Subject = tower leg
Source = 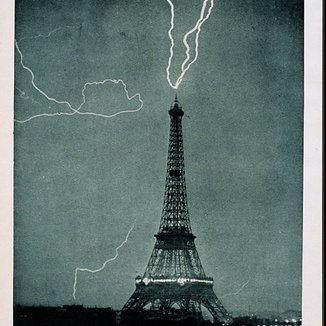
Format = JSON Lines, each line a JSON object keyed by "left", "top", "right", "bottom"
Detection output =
{"left": 200, "top": 290, "right": 232, "bottom": 323}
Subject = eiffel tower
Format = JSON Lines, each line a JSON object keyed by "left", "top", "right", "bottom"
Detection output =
{"left": 123, "top": 96, "right": 232, "bottom": 324}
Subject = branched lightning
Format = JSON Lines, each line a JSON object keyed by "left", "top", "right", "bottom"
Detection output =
{"left": 220, "top": 279, "right": 250, "bottom": 299}
{"left": 15, "top": 34, "right": 143, "bottom": 124}
{"left": 15, "top": 28, "right": 142, "bottom": 301}
{"left": 166, "top": 0, "right": 215, "bottom": 89}
{"left": 73, "top": 223, "right": 135, "bottom": 300}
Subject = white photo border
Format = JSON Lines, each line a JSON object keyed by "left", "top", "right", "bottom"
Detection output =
{"left": 0, "top": 0, "right": 322, "bottom": 324}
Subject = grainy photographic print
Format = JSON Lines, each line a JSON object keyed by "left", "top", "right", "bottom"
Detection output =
{"left": 14, "top": 0, "right": 303, "bottom": 325}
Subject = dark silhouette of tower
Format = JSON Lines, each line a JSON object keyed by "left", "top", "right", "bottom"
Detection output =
{"left": 123, "top": 96, "right": 232, "bottom": 324}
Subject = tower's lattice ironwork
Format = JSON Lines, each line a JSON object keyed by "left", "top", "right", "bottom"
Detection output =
{"left": 123, "top": 96, "right": 232, "bottom": 323}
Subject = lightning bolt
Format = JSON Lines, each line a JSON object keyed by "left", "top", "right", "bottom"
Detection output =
{"left": 73, "top": 223, "right": 135, "bottom": 300}
{"left": 17, "top": 27, "right": 69, "bottom": 42}
{"left": 15, "top": 28, "right": 141, "bottom": 301}
{"left": 166, "top": 0, "right": 215, "bottom": 89}
{"left": 15, "top": 32, "right": 143, "bottom": 124}
{"left": 220, "top": 279, "right": 251, "bottom": 299}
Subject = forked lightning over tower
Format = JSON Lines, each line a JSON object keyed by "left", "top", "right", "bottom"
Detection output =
{"left": 123, "top": 96, "right": 232, "bottom": 323}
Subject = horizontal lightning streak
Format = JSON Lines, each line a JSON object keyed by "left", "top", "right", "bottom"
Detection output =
{"left": 17, "top": 27, "right": 66, "bottom": 42}
{"left": 166, "top": 0, "right": 215, "bottom": 89}
{"left": 73, "top": 223, "right": 135, "bottom": 300}
{"left": 220, "top": 279, "right": 250, "bottom": 299}
{"left": 15, "top": 37, "right": 143, "bottom": 123}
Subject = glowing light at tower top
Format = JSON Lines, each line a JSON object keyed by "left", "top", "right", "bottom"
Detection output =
{"left": 166, "top": 0, "right": 215, "bottom": 90}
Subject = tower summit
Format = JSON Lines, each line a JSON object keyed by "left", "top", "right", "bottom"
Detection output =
{"left": 123, "top": 97, "right": 232, "bottom": 323}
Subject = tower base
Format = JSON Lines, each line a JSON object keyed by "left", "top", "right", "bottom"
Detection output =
{"left": 122, "top": 282, "right": 232, "bottom": 324}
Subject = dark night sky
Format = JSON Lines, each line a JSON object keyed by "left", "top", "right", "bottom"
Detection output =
{"left": 14, "top": 0, "right": 303, "bottom": 315}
